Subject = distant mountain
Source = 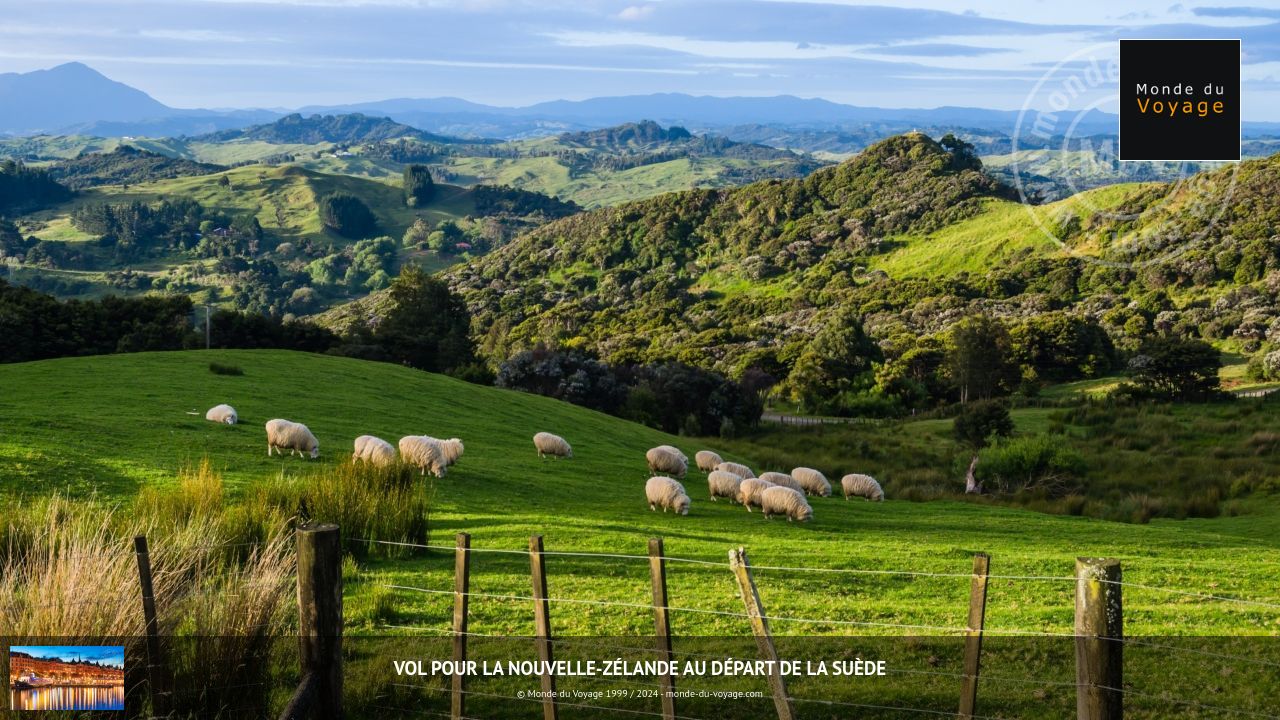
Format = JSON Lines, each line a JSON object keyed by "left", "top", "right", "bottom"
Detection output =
{"left": 0, "top": 63, "right": 173, "bottom": 134}
{"left": 61, "top": 110, "right": 283, "bottom": 139}
{"left": 560, "top": 120, "right": 694, "bottom": 148}
{"left": 195, "top": 113, "right": 471, "bottom": 145}
{"left": 48, "top": 146, "right": 225, "bottom": 190}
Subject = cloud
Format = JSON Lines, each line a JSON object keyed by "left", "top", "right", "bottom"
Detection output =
{"left": 868, "top": 43, "right": 1015, "bottom": 57}
{"left": 618, "top": 5, "right": 653, "bottom": 21}
{"left": 1192, "top": 6, "right": 1280, "bottom": 19}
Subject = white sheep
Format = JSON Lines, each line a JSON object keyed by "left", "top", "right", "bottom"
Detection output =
{"left": 439, "top": 438, "right": 465, "bottom": 466}
{"left": 265, "top": 419, "right": 319, "bottom": 459}
{"left": 646, "top": 446, "right": 688, "bottom": 478}
{"left": 399, "top": 435, "right": 449, "bottom": 477}
{"left": 737, "top": 477, "right": 776, "bottom": 512}
{"left": 716, "top": 461, "right": 756, "bottom": 479}
{"left": 695, "top": 450, "right": 723, "bottom": 473}
{"left": 841, "top": 473, "right": 884, "bottom": 502}
{"left": 205, "top": 404, "right": 238, "bottom": 425}
{"left": 707, "top": 470, "right": 742, "bottom": 503}
{"left": 353, "top": 435, "right": 396, "bottom": 467}
{"left": 533, "top": 432, "right": 573, "bottom": 459}
{"left": 645, "top": 476, "right": 691, "bottom": 515}
{"left": 791, "top": 467, "right": 832, "bottom": 497}
{"left": 759, "top": 471, "right": 803, "bottom": 493}
{"left": 760, "top": 486, "right": 813, "bottom": 522}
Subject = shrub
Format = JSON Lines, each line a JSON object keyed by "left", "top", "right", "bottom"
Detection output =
{"left": 971, "top": 435, "right": 1087, "bottom": 496}
{"left": 318, "top": 191, "right": 378, "bottom": 239}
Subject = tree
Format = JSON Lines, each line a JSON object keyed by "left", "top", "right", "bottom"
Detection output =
{"left": 944, "top": 314, "right": 1020, "bottom": 403}
{"left": 318, "top": 192, "right": 377, "bottom": 239}
{"left": 787, "top": 307, "right": 881, "bottom": 412}
{"left": 403, "top": 164, "right": 434, "bottom": 207}
{"left": 953, "top": 399, "right": 1014, "bottom": 493}
{"left": 373, "top": 265, "right": 476, "bottom": 372}
{"left": 1127, "top": 336, "right": 1221, "bottom": 401}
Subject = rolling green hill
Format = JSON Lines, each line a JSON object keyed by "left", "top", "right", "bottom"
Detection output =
{"left": 1, "top": 349, "right": 1278, "bottom": 644}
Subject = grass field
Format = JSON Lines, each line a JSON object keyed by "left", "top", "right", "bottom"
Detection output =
{"left": 1, "top": 349, "right": 1278, "bottom": 645}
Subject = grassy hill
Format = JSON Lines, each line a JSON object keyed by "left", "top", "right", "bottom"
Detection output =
{"left": 1, "top": 349, "right": 1278, "bottom": 645}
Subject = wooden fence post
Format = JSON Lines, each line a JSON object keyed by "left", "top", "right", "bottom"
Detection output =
{"left": 728, "top": 547, "right": 795, "bottom": 720}
{"left": 296, "top": 523, "right": 343, "bottom": 720}
{"left": 958, "top": 552, "right": 990, "bottom": 719}
{"left": 1075, "top": 558, "right": 1122, "bottom": 720}
{"left": 648, "top": 538, "right": 677, "bottom": 720}
{"left": 529, "top": 535, "right": 558, "bottom": 720}
{"left": 452, "top": 533, "right": 471, "bottom": 720}
{"left": 133, "top": 535, "right": 168, "bottom": 717}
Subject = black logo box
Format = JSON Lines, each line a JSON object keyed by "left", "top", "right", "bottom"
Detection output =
{"left": 1119, "top": 39, "right": 1241, "bottom": 162}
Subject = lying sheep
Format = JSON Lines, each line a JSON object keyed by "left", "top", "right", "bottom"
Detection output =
{"left": 737, "top": 477, "right": 776, "bottom": 512}
{"left": 841, "top": 473, "right": 884, "bottom": 502}
{"left": 353, "top": 435, "right": 396, "bottom": 467}
{"left": 645, "top": 476, "right": 691, "bottom": 516}
{"left": 759, "top": 471, "right": 804, "bottom": 493}
{"left": 695, "top": 450, "right": 723, "bottom": 473}
{"left": 707, "top": 470, "right": 743, "bottom": 503}
{"left": 439, "top": 438, "right": 465, "bottom": 466}
{"left": 791, "top": 467, "right": 832, "bottom": 497}
{"left": 399, "top": 435, "right": 449, "bottom": 477}
{"left": 533, "top": 432, "right": 573, "bottom": 459}
{"left": 206, "top": 404, "right": 238, "bottom": 425}
{"left": 716, "top": 461, "right": 755, "bottom": 479}
{"left": 760, "top": 486, "right": 813, "bottom": 522}
{"left": 647, "top": 446, "right": 688, "bottom": 478}
{"left": 265, "top": 419, "right": 319, "bottom": 459}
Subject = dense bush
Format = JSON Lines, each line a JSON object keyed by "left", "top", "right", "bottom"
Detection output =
{"left": 318, "top": 191, "right": 378, "bottom": 239}
{"left": 0, "top": 159, "right": 72, "bottom": 214}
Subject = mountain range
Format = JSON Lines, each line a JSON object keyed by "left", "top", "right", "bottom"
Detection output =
{"left": 20, "top": 61, "right": 1280, "bottom": 143}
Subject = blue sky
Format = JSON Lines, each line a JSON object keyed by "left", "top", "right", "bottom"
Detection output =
{"left": 11, "top": 645, "right": 125, "bottom": 668}
{"left": 1, "top": 1, "right": 1278, "bottom": 117}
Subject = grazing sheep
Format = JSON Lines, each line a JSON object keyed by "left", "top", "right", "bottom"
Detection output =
{"left": 646, "top": 446, "right": 688, "bottom": 478}
{"left": 791, "top": 467, "right": 832, "bottom": 497}
{"left": 645, "top": 476, "right": 691, "bottom": 515}
{"left": 695, "top": 450, "right": 723, "bottom": 473}
{"left": 716, "top": 461, "right": 756, "bottom": 479}
{"left": 841, "top": 474, "right": 884, "bottom": 502}
{"left": 707, "top": 470, "right": 743, "bottom": 503}
{"left": 265, "top": 419, "right": 319, "bottom": 459}
{"left": 759, "top": 471, "right": 804, "bottom": 493}
{"left": 353, "top": 435, "right": 396, "bottom": 467}
{"left": 399, "top": 435, "right": 449, "bottom": 477}
{"left": 439, "top": 438, "right": 465, "bottom": 466}
{"left": 533, "top": 432, "right": 573, "bottom": 459}
{"left": 760, "top": 486, "right": 813, "bottom": 522}
{"left": 737, "top": 477, "right": 776, "bottom": 512}
{"left": 205, "top": 404, "right": 238, "bottom": 425}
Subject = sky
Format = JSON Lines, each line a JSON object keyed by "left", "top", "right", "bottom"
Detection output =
{"left": 0, "top": 0, "right": 1279, "bottom": 118}
{"left": 10, "top": 645, "right": 126, "bottom": 668}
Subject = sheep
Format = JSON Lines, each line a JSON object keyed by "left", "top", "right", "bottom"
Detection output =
{"left": 791, "top": 467, "right": 832, "bottom": 497}
{"left": 760, "top": 486, "right": 813, "bottom": 522}
{"left": 353, "top": 435, "right": 396, "bottom": 467}
{"left": 695, "top": 450, "right": 723, "bottom": 473}
{"left": 759, "top": 471, "right": 804, "bottom": 493}
{"left": 841, "top": 473, "right": 884, "bottom": 502}
{"left": 737, "top": 477, "right": 776, "bottom": 512}
{"left": 205, "top": 404, "right": 238, "bottom": 425}
{"left": 399, "top": 435, "right": 449, "bottom": 477}
{"left": 646, "top": 446, "right": 688, "bottom": 478}
{"left": 645, "top": 476, "right": 691, "bottom": 515}
{"left": 533, "top": 432, "right": 573, "bottom": 459}
{"left": 707, "top": 470, "right": 743, "bottom": 503}
{"left": 439, "top": 438, "right": 465, "bottom": 466}
{"left": 716, "top": 461, "right": 756, "bottom": 479}
{"left": 265, "top": 419, "right": 319, "bottom": 459}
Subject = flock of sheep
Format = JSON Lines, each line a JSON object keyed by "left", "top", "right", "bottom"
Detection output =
{"left": 203, "top": 407, "right": 881, "bottom": 524}
{"left": 205, "top": 404, "right": 465, "bottom": 476}
{"left": 641, "top": 446, "right": 883, "bottom": 523}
